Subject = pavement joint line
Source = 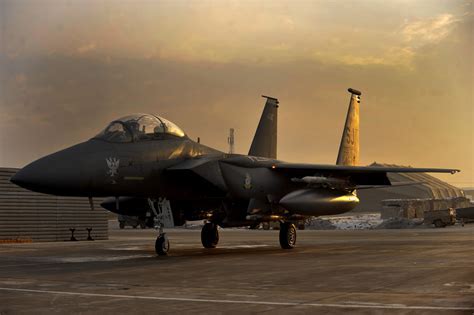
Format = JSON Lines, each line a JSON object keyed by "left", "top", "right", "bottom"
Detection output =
{"left": 0, "top": 287, "right": 472, "bottom": 311}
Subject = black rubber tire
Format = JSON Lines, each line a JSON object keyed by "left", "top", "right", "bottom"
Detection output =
{"left": 140, "top": 222, "right": 147, "bottom": 229}
{"left": 201, "top": 223, "right": 219, "bottom": 248}
{"left": 434, "top": 220, "right": 445, "bottom": 228}
{"left": 279, "top": 222, "right": 297, "bottom": 249}
{"left": 119, "top": 222, "right": 125, "bottom": 229}
{"left": 155, "top": 234, "right": 170, "bottom": 256}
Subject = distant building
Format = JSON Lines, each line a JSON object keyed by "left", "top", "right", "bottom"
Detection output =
{"left": 463, "top": 188, "right": 474, "bottom": 202}
{"left": 354, "top": 163, "right": 466, "bottom": 212}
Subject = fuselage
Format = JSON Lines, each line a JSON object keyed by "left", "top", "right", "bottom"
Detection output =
{"left": 12, "top": 136, "right": 223, "bottom": 197}
{"left": 11, "top": 112, "right": 360, "bottom": 225}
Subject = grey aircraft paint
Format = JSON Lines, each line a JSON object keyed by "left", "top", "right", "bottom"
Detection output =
{"left": 248, "top": 96, "right": 278, "bottom": 159}
{"left": 10, "top": 89, "right": 460, "bottom": 253}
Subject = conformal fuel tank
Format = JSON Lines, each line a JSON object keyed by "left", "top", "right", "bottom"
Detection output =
{"left": 279, "top": 188, "right": 359, "bottom": 216}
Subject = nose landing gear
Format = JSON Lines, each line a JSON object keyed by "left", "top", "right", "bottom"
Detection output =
{"left": 201, "top": 222, "right": 219, "bottom": 248}
{"left": 148, "top": 198, "right": 173, "bottom": 256}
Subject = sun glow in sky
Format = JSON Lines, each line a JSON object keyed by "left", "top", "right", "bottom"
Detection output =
{"left": 0, "top": 0, "right": 472, "bottom": 186}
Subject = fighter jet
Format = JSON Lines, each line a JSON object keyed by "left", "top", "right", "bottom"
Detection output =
{"left": 11, "top": 88, "right": 459, "bottom": 255}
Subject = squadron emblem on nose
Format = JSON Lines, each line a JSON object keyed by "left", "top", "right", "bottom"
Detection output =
{"left": 106, "top": 157, "right": 120, "bottom": 177}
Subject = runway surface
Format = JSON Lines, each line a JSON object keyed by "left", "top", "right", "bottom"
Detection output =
{"left": 0, "top": 222, "right": 473, "bottom": 314}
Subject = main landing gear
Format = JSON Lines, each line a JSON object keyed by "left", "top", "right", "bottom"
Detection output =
{"left": 279, "top": 222, "right": 297, "bottom": 249}
{"left": 200, "top": 221, "right": 295, "bottom": 250}
{"left": 155, "top": 224, "right": 170, "bottom": 256}
{"left": 201, "top": 222, "right": 219, "bottom": 248}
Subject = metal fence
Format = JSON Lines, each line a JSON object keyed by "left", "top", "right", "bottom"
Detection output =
{"left": 0, "top": 168, "right": 108, "bottom": 242}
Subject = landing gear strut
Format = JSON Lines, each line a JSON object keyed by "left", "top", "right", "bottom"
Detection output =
{"left": 279, "top": 222, "right": 297, "bottom": 249}
{"left": 149, "top": 198, "right": 172, "bottom": 256}
{"left": 201, "top": 222, "right": 219, "bottom": 248}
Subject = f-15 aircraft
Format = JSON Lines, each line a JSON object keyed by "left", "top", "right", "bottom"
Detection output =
{"left": 11, "top": 88, "right": 459, "bottom": 255}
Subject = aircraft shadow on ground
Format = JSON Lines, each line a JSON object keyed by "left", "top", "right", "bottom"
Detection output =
{"left": 100, "top": 245, "right": 308, "bottom": 263}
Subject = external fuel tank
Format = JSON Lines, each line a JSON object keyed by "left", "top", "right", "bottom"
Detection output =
{"left": 279, "top": 188, "right": 359, "bottom": 216}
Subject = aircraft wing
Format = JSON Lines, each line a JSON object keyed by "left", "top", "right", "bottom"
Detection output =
{"left": 220, "top": 156, "right": 459, "bottom": 186}
{"left": 355, "top": 181, "right": 426, "bottom": 190}
{"left": 272, "top": 163, "right": 459, "bottom": 186}
{"left": 165, "top": 155, "right": 228, "bottom": 191}
{"left": 273, "top": 163, "right": 459, "bottom": 174}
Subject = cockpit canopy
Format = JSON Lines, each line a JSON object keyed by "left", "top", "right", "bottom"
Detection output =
{"left": 94, "top": 114, "right": 186, "bottom": 142}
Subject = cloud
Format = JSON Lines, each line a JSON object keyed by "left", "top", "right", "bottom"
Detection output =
{"left": 402, "top": 14, "right": 459, "bottom": 46}
{"left": 14, "top": 73, "right": 28, "bottom": 85}
{"left": 315, "top": 46, "right": 415, "bottom": 67}
{"left": 76, "top": 43, "right": 96, "bottom": 54}
{"left": 331, "top": 13, "right": 462, "bottom": 68}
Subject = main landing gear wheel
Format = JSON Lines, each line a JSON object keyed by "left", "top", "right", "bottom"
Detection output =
{"left": 279, "top": 222, "right": 297, "bottom": 249}
{"left": 201, "top": 222, "right": 219, "bottom": 248}
{"left": 155, "top": 234, "right": 170, "bottom": 256}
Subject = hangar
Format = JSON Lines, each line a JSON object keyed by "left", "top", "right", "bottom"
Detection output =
{"left": 0, "top": 168, "right": 108, "bottom": 242}
{"left": 354, "top": 163, "right": 467, "bottom": 212}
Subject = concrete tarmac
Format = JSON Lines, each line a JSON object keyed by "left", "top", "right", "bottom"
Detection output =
{"left": 0, "top": 222, "right": 473, "bottom": 314}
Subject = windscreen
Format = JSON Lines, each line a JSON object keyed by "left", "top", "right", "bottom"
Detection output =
{"left": 94, "top": 113, "right": 185, "bottom": 142}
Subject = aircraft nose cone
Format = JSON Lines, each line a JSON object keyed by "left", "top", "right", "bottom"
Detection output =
{"left": 11, "top": 160, "right": 66, "bottom": 194}
{"left": 10, "top": 167, "right": 39, "bottom": 190}
{"left": 10, "top": 143, "right": 92, "bottom": 195}
{"left": 11, "top": 155, "right": 79, "bottom": 194}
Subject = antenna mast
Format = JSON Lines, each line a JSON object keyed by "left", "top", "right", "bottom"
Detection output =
{"left": 227, "top": 128, "right": 235, "bottom": 154}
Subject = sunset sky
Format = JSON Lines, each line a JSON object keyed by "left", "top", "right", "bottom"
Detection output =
{"left": 0, "top": 0, "right": 472, "bottom": 186}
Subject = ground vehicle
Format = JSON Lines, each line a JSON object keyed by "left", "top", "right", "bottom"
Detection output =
{"left": 456, "top": 206, "right": 474, "bottom": 224}
{"left": 424, "top": 208, "right": 456, "bottom": 228}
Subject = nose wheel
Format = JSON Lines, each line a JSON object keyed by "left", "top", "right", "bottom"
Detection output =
{"left": 279, "top": 222, "right": 297, "bottom": 249}
{"left": 155, "top": 233, "right": 170, "bottom": 256}
{"left": 148, "top": 198, "right": 174, "bottom": 256}
{"left": 201, "top": 222, "right": 219, "bottom": 248}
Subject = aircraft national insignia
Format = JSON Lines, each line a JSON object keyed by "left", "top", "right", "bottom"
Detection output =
{"left": 243, "top": 173, "right": 252, "bottom": 190}
{"left": 106, "top": 157, "right": 120, "bottom": 177}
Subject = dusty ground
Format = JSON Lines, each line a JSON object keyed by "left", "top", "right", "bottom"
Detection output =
{"left": 0, "top": 222, "right": 473, "bottom": 314}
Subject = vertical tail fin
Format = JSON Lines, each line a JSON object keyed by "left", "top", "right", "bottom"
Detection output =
{"left": 248, "top": 95, "right": 278, "bottom": 159}
{"left": 336, "top": 88, "right": 361, "bottom": 166}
